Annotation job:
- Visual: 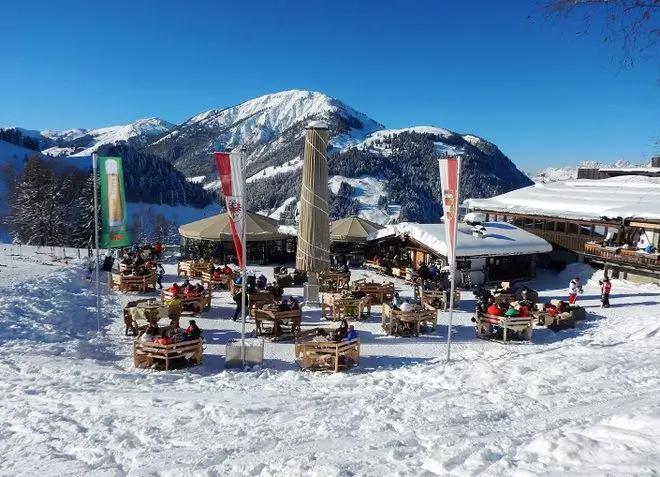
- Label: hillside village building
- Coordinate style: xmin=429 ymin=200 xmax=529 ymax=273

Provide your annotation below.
xmin=465 ymin=159 xmax=660 ymax=283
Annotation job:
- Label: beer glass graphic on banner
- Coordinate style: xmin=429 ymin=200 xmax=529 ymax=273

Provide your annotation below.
xmin=105 ymin=159 xmax=124 ymax=228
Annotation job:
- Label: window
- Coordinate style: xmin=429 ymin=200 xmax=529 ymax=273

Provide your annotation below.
xmin=568 ymin=223 xmax=578 ymax=234
xmin=524 ymin=219 xmax=533 ymax=229
xmin=580 ymin=225 xmax=592 ymax=236
xmin=545 ymin=221 xmax=556 ymax=232
xmin=533 ymin=220 xmax=543 ymax=230
xmin=513 ymin=217 xmax=524 ymax=227
xmin=556 ymin=222 xmax=566 ymax=233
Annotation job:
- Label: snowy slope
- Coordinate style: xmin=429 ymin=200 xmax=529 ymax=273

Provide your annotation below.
xmin=2 ymin=256 xmax=660 ymax=476
xmin=246 ymin=156 xmax=302 ymax=184
xmin=40 ymin=117 xmax=174 ymax=157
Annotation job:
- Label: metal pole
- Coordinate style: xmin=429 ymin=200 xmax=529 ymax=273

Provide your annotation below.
xmin=240 ymin=149 xmax=247 ymax=367
xmin=446 ymin=159 xmax=462 ymax=362
xmin=92 ymin=153 xmax=101 ymax=333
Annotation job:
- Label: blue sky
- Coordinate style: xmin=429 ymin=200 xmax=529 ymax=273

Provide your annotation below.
xmin=1 ymin=0 xmax=658 ymax=171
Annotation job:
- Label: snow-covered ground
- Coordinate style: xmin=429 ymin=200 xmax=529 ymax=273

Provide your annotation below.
xmin=530 ymin=160 xmax=653 ymax=184
xmin=2 ymin=254 xmax=660 ymax=476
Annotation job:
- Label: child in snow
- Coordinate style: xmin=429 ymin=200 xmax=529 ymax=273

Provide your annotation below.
xmin=156 ymin=264 xmax=165 ymax=290
xmin=599 ymin=277 xmax=612 ymax=308
xmin=568 ymin=277 xmax=583 ymax=304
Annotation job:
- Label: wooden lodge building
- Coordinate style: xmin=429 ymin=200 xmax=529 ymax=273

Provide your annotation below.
xmin=465 ymin=160 xmax=660 ymax=283
xmin=366 ymin=222 xmax=552 ymax=286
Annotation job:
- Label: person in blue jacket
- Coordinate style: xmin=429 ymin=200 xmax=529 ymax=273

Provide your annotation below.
xmin=342 ymin=325 xmax=358 ymax=342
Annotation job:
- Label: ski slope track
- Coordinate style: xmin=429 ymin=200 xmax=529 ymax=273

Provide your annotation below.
xmin=1 ymin=257 xmax=660 ymax=475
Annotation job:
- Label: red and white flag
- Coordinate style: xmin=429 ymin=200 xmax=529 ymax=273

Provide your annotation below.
xmin=438 ymin=156 xmax=461 ymax=265
xmin=214 ymin=151 xmax=245 ymax=268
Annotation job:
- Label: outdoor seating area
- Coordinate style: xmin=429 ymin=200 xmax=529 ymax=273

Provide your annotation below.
xmin=351 ymin=279 xmax=394 ymax=305
xmin=178 ymin=260 xmax=213 ymax=278
xmin=161 ymin=288 xmax=212 ymax=315
xmin=419 ymin=288 xmax=461 ymax=311
xmin=381 ymin=302 xmax=437 ymax=337
xmin=253 ymin=306 xmax=302 ymax=341
xmin=318 ymin=271 xmax=351 ymax=292
xmin=133 ymin=338 xmax=204 ymax=371
xmin=200 ymin=270 xmax=236 ymax=290
xmin=123 ymin=299 xmax=172 ymax=336
xmin=321 ymin=297 xmax=366 ymax=321
xmin=274 ymin=266 xmax=307 ymax=287
xmin=474 ymin=311 xmax=534 ymax=342
xmin=110 ymin=271 xmax=156 ymax=293
xmin=533 ymin=300 xmax=585 ymax=331
xmin=294 ymin=328 xmax=360 ymax=372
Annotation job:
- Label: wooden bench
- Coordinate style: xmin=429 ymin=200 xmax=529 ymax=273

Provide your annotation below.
xmin=161 ymin=289 xmax=211 ymax=315
xmin=253 ymin=308 xmax=302 ymax=341
xmin=474 ymin=312 xmax=533 ymax=342
xmin=200 ymin=271 xmax=234 ymax=290
xmin=177 ymin=260 xmax=211 ymax=278
xmin=534 ymin=303 xmax=584 ymax=331
xmin=321 ymin=297 xmax=366 ymax=321
xmin=381 ymin=303 xmax=437 ymax=337
xmin=110 ymin=272 xmax=156 ymax=293
xmin=420 ymin=289 xmax=460 ymax=311
xmin=319 ymin=272 xmax=351 ymax=292
xmin=294 ymin=329 xmax=360 ymax=372
xmin=133 ymin=338 xmax=204 ymax=370
xmin=352 ymin=279 xmax=395 ymax=304
xmin=248 ymin=293 xmax=276 ymax=316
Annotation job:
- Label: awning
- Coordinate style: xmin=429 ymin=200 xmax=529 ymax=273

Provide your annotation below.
xmin=179 ymin=211 xmax=289 ymax=242
xmin=330 ymin=216 xmax=383 ymax=243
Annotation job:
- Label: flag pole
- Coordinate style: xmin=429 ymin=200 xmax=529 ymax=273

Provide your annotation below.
xmin=240 ymin=148 xmax=247 ymax=367
xmin=446 ymin=159 xmax=461 ymax=362
xmin=92 ymin=153 xmax=101 ymax=333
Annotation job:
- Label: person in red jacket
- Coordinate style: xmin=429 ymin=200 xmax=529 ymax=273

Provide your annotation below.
xmin=599 ymin=277 xmax=612 ymax=308
xmin=487 ymin=302 xmax=503 ymax=316
xmin=518 ymin=304 xmax=530 ymax=317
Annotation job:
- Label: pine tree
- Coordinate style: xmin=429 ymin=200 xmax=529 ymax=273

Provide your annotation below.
xmin=71 ymin=173 xmax=99 ymax=249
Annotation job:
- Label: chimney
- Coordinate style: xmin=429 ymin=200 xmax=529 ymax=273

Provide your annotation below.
xmin=652 ymin=156 xmax=660 ymax=168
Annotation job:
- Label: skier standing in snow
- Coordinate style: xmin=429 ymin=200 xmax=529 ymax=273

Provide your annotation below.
xmin=568 ymin=277 xmax=583 ymax=304
xmin=156 ymin=264 xmax=165 ymax=289
xmin=599 ymin=277 xmax=612 ymax=308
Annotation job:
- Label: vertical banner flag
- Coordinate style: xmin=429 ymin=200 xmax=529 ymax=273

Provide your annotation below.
xmin=98 ymin=156 xmax=131 ymax=248
xmin=438 ymin=156 xmax=461 ymax=260
xmin=214 ymin=151 xmax=246 ymax=268
xmin=439 ymin=156 xmax=461 ymax=361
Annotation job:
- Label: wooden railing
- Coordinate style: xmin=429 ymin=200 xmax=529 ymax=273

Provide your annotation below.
xmin=530 ymin=230 xmax=591 ymax=253
xmin=584 ymin=243 xmax=660 ymax=269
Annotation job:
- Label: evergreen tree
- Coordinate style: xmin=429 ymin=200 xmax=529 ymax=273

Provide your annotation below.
xmin=71 ymin=173 xmax=100 ymax=249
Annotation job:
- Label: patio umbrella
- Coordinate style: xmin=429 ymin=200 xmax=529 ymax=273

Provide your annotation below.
xmin=330 ymin=216 xmax=383 ymax=243
xmin=179 ymin=211 xmax=286 ymax=242
xmin=296 ymin=121 xmax=331 ymax=272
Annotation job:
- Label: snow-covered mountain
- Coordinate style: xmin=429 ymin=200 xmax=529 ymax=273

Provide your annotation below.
xmin=147 ymin=89 xmax=384 ymax=181
xmin=531 ymin=160 xmax=652 ymax=183
xmin=39 ymin=117 xmax=174 ymax=157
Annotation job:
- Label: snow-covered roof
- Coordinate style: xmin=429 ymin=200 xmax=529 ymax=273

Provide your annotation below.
xmin=465 ymin=176 xmax=660 ymax=222
xmin=367 ymin=222 xmax=551 ymax=258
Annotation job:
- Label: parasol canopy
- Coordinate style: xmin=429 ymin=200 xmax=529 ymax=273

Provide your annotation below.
xmin=179 ymin=211 xmax=287 ymax=242
xmin=330 ymin=216 xmax=383 ymax=243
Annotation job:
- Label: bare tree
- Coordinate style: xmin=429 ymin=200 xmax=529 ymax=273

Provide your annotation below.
xmin=546 ymin=0 xmax=660 ymax=66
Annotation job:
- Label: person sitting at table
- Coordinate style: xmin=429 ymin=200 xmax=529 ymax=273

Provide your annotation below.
xmin=400 ymin=300 xmax=414 ymax=313
xmin=213 ymin=268 xmax=223 ymax=279
xmin=266 ymin=282 xmax=284 ymax=299
xmin=517 ymin=304 xmax=530 ymax=317
xmin=145 ymin=321 xmax=159 ymax=337
xmin=257 ymin=274 xmax=267 ymax=290
xmin=277 ymin=299 xmax=291 ymax=312
xmin=184 ymin=282 xmax=196 ymax=295
xmin=184 ymin=320 xmax=201 ymax=340
xmin=342 ymin=325 xmax=358 ymax=342
xmin=120 ymin=255 xmax=132 ymax=266
xmin=333 ymin=319 xmax=349 ymax=341
xmin=289 ymin=297 xmax=300 ymax=310
xmin=351 ymin=289 xmax=366 ymax=300
xmin=154 ymin=329 xmax=174 ymax=345
xmin=222 ymin=264 xmax=233 ymax=275
xmin=544 ymin=303 xmax=559 ymax=318
xmin=486 ymin=300 xmax=502 ymax=316
xmin=504 ymin=304 xmax=519 ymax=317
xmin=169 ymin=283 xmax=181 ymax=294
xmin=134 ymin=255 xmax=145 ymax=267
xmin=247 ymin=275 xmax=257 ymax=295
xmin=194 ymin=283 xmax=205 ymax=293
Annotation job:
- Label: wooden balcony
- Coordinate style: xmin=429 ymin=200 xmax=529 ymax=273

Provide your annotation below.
xmin=531 ymin=229 xmax=591 ymax=253
xmin=584 ymin=242 xmax=660 ymax=270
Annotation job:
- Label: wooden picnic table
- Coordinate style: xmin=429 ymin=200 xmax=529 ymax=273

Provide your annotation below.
xmin=351 ymin=279 xmax=395 ymax=304
xmin=381 ymin=303 xmax=437 ymax=337
xmin=160 ymin=289 xmax=211 ymax=315
xmin=248 ymin=292 xmax=276 ymax=316
xmin=321 ymin=297 xmax=367 ymax=321
xmin=294 ymin=328 xmax=360 ymax=372
xmin=177 ymin=260 xmax=212 ymax=278
xmin=110 ymin=271 xmax=156 ymax=293
xmin=474 ymin=311 xmax=533 ymax=342
xmin=200 ymin=271 xmax=235 ymax=290
xmin=253 ymin=306 xmax=302 ymax=341
xmin=318 ymin=272 xmax=351 ymax=292
xmin=133 ymin=338 xmax=204 ymax=370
